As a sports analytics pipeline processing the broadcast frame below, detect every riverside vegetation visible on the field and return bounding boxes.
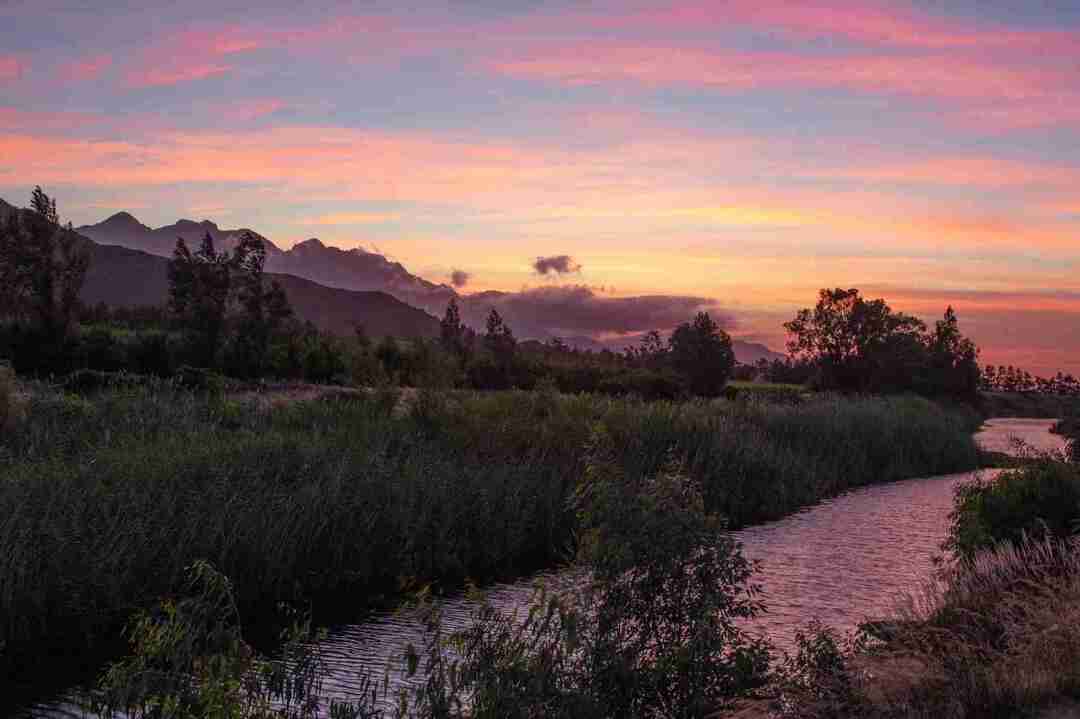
[760,430,1080,718]
[0,371,982,713]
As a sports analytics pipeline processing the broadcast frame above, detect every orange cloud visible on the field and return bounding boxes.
[306,212,400,225]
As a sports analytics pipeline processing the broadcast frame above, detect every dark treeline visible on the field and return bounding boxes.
[783,287,981,400]
[980,364,1080,395]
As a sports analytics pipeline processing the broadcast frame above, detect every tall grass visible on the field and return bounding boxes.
[0,385,980,676]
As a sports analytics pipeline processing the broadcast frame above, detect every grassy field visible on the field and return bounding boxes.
[0,380,981,702]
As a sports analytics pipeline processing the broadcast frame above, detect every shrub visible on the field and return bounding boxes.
[770,621,867,718]
[86,560,380,719]
[946,461,1080,558]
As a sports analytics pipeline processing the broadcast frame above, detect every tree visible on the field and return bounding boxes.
[230,231,293,376]
[439,297,466,357]
[626,329,669,371]
[168,232,234,367]
[483,308,516,365]
[922,306,980,400]
[784,288,926,393]
[668,311,735,397]
[0,187,90,342]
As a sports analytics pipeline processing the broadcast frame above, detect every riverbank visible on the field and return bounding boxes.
[2,381,981,712]
[729,438,1080,719]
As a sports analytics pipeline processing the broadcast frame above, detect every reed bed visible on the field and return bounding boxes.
[0,385,980,672]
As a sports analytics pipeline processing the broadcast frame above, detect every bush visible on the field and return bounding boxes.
[946,461,1080,558]
[86,560,379,719]
[770,621,866,718]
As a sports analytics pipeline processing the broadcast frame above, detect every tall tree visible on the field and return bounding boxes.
[0,186,90,340]
[923,306,980,400]
[440,297,465,356]
[668,311,735,397]
[484,308,516,364]
[231,231,292,376]
[168,232,233,367]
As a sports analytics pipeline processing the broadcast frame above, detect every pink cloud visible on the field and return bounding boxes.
[60,53,112,83]
[604,1,1080,52]
[217,99,288,122]
[0,55,25,82]
[123,26,263,89]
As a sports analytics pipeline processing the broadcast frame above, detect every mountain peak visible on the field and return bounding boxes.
[293,238,327,253]
[100,211,147,228]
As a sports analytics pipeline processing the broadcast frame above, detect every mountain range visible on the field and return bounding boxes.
[3,203,785,363]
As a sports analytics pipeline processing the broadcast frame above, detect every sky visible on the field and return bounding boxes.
[1,0,1078,375]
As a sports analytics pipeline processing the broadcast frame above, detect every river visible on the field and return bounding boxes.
[26,417,1066,716]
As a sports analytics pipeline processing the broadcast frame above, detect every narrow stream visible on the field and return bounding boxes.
[26,418,1065,716]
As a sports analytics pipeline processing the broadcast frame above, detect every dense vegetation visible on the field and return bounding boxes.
[785,288,981,400]
[0,377,980,694]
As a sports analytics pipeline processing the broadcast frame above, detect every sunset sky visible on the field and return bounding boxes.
[2,1,1078,375]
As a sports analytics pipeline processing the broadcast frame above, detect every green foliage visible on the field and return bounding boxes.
[946,460,1080,558]
[87,560,379,719]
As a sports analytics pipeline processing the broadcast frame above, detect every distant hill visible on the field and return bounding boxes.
[77,213,456,314]
[70,205,786,361]
[80,242,439,339]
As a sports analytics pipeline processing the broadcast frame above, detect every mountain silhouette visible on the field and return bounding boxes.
[70,206,783,362]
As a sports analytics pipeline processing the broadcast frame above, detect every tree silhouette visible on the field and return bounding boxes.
[0,186,90,343]
[785,288,926,393]
[668,311,735,397]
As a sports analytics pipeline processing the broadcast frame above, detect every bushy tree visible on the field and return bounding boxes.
[785,288,927,393]
[922,306,980,400]
[230,231,293,377]
[668,312,735,397]
[168,231,292,373]
[0,187,90,343]
[168,233,233,367]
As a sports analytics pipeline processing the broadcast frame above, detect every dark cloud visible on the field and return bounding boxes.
[450,269,471,288]
[532,254,581,275]
[461,285,731,339]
